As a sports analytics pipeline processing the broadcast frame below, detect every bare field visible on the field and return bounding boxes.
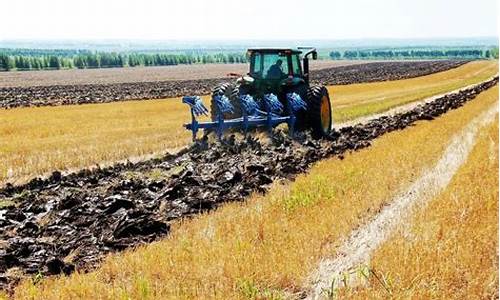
[0,60,363,88]
[0,60,467,109]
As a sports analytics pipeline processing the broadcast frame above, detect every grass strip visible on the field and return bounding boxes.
[338,116,498,299]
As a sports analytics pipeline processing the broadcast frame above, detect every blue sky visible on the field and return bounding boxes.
[1,0,497,40]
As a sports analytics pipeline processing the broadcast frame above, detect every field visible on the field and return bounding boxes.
[338,116,498,299]
[0,60,466,108]
[0,58,498,298]
[0,61,496,186]
[329,60,497,120]
[7,76,498,299]
[0,60,354,87]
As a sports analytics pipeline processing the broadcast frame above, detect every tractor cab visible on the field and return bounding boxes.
[243,48,317,95]
[249,49,303,79]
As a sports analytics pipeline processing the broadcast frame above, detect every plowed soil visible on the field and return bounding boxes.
[0,61,466,109]
[0,60,356,87]
[0,75,496,291]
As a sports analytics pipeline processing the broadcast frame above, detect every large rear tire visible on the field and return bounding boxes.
[210,82,242,120]
[306,85,332,138]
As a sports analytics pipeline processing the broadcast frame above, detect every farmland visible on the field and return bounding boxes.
[0,54,498,298]
[0,61,496,186]
[0,60,351,87]
[0,60,466,108]
[0,0,498,294]
[6,75,498,299]
[329,60,497,120]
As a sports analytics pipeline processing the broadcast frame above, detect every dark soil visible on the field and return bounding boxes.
[310,60,467,85]
[0,61,467,109]
[0,76,496,291]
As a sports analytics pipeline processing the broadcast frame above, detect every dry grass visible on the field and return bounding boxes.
[10,86,498,299]
[337,118,498,299]
[329,60,498,121]
[1,61,496,187]
[0,95,202,185]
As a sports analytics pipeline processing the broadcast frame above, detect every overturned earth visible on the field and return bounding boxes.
[0,60,466,109]
[0,76,497,291]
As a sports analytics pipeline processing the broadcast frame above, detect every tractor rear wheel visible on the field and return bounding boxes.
[210,82,242,120]
[306,85,332,138]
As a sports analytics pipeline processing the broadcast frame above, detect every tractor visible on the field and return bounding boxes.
[182,47,332,140]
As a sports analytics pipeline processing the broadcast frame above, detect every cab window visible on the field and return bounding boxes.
[251,53,289,79]
[291,54,302,76]
[252,53,262,76]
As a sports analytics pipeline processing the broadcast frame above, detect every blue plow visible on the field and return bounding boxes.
[182,92,307,141]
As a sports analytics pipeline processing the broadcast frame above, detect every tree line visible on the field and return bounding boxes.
[1,47,497,71]
[329,48,499,60]
[0,50,248,71]
[0,48,92,57]
[0,55,76,70]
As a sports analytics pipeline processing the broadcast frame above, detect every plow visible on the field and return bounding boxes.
[182,47,333,140]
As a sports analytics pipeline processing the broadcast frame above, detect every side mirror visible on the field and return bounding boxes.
[312,52,318,60]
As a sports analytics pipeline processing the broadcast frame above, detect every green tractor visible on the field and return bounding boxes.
[182,47,332,139]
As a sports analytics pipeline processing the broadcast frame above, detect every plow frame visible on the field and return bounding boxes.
[182,92,306,141]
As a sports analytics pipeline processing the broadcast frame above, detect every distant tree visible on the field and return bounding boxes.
[127,54,141,67]
[329,51,341,59]
[491,47,499,59]
[74,56,85,68]
[343,50,359,59]
[61,57,73,69]
[48,56,61,69]
[118,54,125,67]
[14,56,23,70]
[0,54,8,70]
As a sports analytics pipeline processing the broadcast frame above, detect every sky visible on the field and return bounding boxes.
[0,0,497,40]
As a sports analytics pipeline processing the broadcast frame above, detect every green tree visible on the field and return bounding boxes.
[48,56,61,69]
[329,51,341,59]
[490,47,499,59]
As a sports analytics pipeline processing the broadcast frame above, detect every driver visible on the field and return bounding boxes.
[267,59,286,79]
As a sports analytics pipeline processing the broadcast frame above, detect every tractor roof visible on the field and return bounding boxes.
[247,48,302,54]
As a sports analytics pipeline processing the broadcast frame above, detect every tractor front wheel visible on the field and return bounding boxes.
[307,85,332,138]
